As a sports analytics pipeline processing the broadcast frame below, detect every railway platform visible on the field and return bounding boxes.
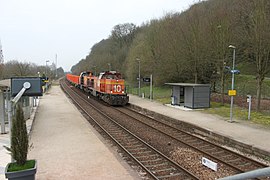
[0,84,140,180]
[128,95,270,158]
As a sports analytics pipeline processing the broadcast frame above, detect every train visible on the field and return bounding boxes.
[66,71,129,106]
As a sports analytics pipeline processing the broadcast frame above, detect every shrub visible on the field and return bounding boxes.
[5,104,28,166]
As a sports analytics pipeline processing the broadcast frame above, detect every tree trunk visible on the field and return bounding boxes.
[255,76,263,111]
[194,72,198,84]
[221,70,225,105]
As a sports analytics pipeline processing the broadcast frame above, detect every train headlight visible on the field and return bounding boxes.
[111,91,113,93]
[122,91,124,94]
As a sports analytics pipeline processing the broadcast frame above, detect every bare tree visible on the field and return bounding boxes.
[243,0,270,111]
[180,2,209,84]
[3,60,49,78]
[208,0,233,105]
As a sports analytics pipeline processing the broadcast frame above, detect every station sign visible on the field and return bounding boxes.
[143,78,151,83]
[11,77,43,97]
[202,157,217,171]
[228,90,236,96]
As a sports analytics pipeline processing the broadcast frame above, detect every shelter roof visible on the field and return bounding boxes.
[165,83,210,87]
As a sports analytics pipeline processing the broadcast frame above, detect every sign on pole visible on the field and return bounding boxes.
[11,77,43,97]
[228,90,236,96]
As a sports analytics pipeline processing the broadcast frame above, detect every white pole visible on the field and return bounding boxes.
[229,45,236,123]
[45,60,49,92]
[0,90,5,134]
[136,58,141,97]
[248,95,252,120]
[150,74,153,101]
[138,60,140,97]
[55,54,57,79]
[7,93,13,162]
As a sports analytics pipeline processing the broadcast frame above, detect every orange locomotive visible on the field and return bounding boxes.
[66,71,129,105]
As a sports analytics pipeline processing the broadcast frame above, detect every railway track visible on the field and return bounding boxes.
[61,79,199,179]
[114,107,269,175]
[61,79,269,179]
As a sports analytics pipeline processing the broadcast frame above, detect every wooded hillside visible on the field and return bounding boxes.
[71,0,270,110]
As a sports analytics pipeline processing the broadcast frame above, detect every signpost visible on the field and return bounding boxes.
[142,75,153,100]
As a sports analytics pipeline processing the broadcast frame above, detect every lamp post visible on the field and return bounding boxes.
[55,54,57,79]
[93,66,96,76]
[45,60,49,92]
[45,60,49,76]
[136,58,141,97]
[229,45,236,123]
[108,63,111,71]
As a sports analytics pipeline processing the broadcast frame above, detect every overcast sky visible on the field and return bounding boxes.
[0,0,196,71]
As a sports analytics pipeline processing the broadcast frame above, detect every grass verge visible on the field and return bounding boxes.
[205,102,270,128]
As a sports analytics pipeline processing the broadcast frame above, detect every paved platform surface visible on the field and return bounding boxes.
[0,85,139,180]
[129,95,270,154]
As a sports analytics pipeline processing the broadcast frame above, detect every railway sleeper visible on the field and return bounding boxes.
[144,163,169,168]
[237,162,252,167]
[176,135,190,139]
[117,136,134,141]
[131,150,152,155]
[211,150,225,155]
[157,173,186,179]
[219,154,233,162]
[137,158,163,164]
[189,141,204,146]
[152,167,177,174]
[185,139,200,144]
[121,137,136,142]
[125,144,143,149]
[226,158,242,164]
[128,148,148,152]
[203,147,218,152]
[125,143,142,147]
[122,139,138,144]
[127,147,148,151]
[110,132,123,137]
[197,144,211,149]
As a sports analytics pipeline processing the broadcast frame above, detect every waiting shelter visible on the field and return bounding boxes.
[0,79,10,134]
[165,83,211,109]
[0,78,39,134]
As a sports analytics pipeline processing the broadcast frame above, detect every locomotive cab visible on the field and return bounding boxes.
[97,71,129,105]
